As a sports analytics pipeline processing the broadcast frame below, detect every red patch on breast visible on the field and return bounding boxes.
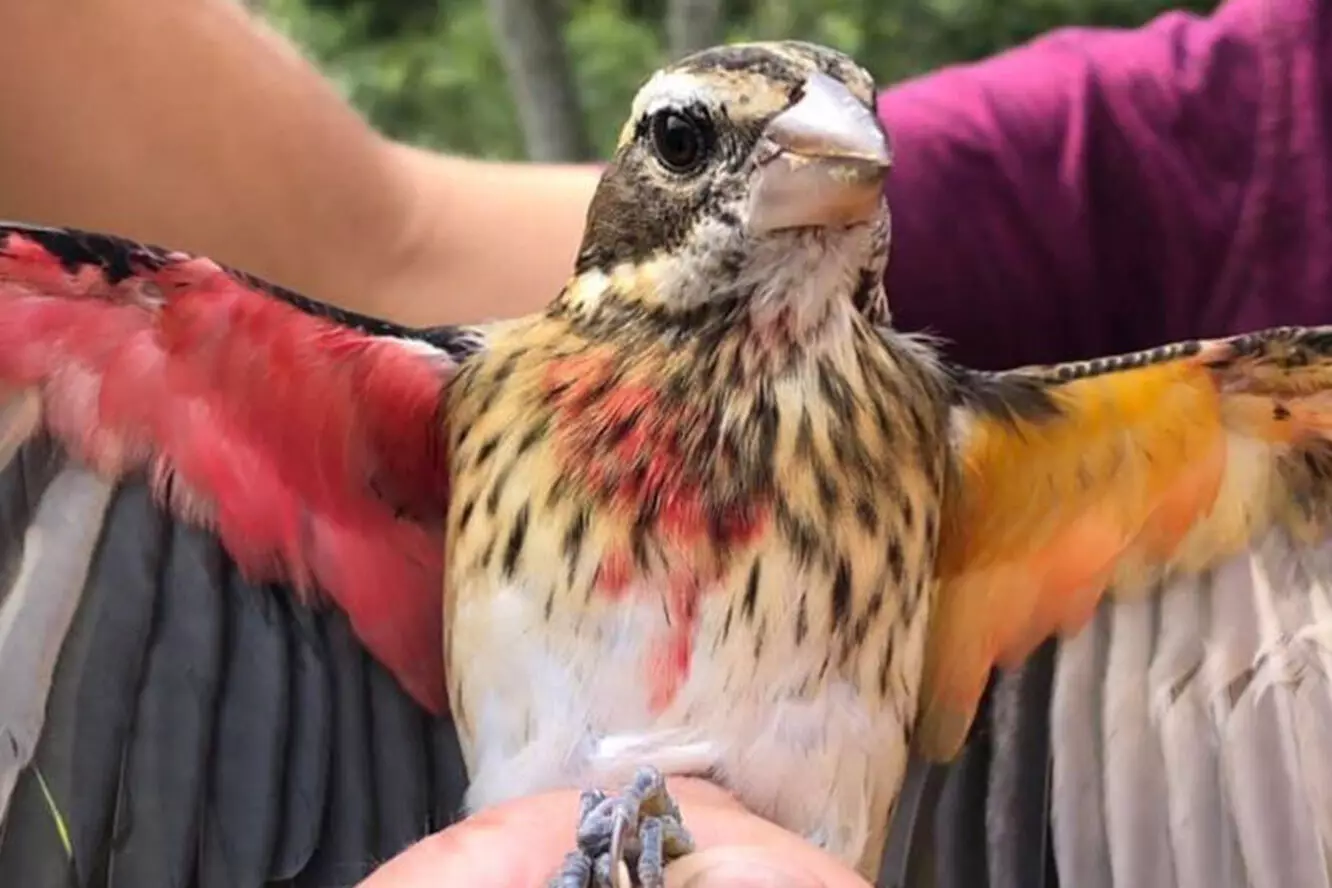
[545,352,769,712]
[597,549,632,598]
[646,573,702,712]
[544,355,768,550]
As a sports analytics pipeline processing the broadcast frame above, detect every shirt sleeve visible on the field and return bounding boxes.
[877,0,1268,370]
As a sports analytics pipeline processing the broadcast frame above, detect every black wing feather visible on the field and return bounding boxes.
[296,612,379,888]
[268,602,333,883]
[984,642,1057,888]
[368,659,434,863]
[108,521,228,888]
[198,571,292,888]
[885,657,1061,888]
[930,702,992,888]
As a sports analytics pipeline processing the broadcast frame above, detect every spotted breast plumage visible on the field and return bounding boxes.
[2,38,1332,888]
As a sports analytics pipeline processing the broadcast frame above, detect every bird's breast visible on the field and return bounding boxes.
[441,319,951,872]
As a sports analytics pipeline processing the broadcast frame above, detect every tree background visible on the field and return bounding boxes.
[259,0,1220,162]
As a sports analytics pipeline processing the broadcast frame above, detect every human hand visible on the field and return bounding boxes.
[358,778,875,888]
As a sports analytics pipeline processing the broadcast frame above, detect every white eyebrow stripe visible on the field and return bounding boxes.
[632,71,718,120]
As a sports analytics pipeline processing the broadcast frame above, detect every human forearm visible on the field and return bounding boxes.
[376,145,600,326]
[0,0,598,326]
[0,0,411,309]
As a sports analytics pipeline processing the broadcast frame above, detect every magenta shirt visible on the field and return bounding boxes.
[877,0,1330,371]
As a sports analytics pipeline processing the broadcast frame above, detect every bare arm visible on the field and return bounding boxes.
[0,0,598,326]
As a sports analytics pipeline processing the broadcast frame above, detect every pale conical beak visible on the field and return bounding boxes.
[748,71,892,234]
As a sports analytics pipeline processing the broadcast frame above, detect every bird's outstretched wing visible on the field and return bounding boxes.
[0,223,480,886]
[909,328,1332,888]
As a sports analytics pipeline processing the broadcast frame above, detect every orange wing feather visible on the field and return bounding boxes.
[917,328,1332,761]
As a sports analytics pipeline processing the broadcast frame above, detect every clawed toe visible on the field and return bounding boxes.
[548,766,695,888]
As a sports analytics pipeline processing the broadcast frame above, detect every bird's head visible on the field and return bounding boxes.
[561,41,893,344]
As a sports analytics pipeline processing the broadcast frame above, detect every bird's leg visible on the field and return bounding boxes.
[547,766,696,888]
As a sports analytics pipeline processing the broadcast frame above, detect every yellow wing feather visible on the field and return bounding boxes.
[918,328,1332,762]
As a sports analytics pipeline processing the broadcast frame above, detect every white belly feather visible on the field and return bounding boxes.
[451,572,924,867]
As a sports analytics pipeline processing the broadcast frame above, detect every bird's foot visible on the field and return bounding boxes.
[548,766,695,888]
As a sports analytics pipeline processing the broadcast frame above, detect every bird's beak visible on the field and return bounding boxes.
[748,71,892,234]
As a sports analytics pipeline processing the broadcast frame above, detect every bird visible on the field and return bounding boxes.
[0,37,1330,888]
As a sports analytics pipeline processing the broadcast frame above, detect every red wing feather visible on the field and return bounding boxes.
[0,224,464,713]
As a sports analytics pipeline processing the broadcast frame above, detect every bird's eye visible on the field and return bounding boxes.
[649,110,709,175]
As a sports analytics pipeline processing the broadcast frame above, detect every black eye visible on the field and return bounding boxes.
[649,110,709,174]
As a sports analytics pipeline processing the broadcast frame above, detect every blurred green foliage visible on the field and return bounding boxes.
[264,0,1220,160]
